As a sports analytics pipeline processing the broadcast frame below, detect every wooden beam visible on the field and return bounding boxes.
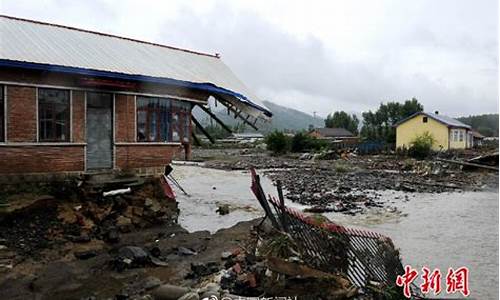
[191,131,201,146]
[213,96,259,131]
[233,109,242,119]
[196,104,232,133]
[191,116,215,144]
[436,158,499,171]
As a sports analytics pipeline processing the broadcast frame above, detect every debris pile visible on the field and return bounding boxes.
[142,226,358,300]
[0,177,178,261]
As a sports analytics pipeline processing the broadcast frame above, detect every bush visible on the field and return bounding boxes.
[265,131,291,155]
[408,131,435,159]
[291,132,329,152]
[291,132,310,152]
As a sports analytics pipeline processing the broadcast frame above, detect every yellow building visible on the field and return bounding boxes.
[395,112,472,151]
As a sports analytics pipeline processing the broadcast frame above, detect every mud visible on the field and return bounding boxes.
[196,148,498,215]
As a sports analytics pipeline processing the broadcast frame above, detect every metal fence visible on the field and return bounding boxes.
[250,168,422,298]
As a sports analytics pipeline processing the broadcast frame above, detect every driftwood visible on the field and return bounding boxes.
[436,158,499,171]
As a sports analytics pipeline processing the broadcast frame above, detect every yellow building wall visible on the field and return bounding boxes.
[396,115,450,150]
[449,128,468,149]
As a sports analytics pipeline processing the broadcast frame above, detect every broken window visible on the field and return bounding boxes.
[38,88,70,142]
[423,116,428,123]
[171,101,192,143]
[136,96,191,143]
[0,86,3,142]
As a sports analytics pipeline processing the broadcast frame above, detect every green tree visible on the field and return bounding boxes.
[360,98,424,143]
[203,124,231,139]
[457,114,499,137]
[291,132,328,152]
[324,111,359,135]
[265,131,291,155]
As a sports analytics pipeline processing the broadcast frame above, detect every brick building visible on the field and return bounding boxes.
[0,15,271,175]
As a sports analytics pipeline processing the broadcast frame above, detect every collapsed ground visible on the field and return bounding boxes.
[0,146,497,299]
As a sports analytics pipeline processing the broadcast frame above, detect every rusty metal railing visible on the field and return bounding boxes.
[250,168,423,298]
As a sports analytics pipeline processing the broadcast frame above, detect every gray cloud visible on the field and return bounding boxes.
[159,4,497,117]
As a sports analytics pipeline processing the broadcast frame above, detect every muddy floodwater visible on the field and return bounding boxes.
[171,165,498,299]
[172,164,307,233]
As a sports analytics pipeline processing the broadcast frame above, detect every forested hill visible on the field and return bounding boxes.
[457,114,498,137]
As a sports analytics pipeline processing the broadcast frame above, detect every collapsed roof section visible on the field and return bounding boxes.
[0,15,272,121]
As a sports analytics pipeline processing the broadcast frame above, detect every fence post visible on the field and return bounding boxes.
[276,180,288,231]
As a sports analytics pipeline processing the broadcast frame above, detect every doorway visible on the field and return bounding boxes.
[86,92,113,170]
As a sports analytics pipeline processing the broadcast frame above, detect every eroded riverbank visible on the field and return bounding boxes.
[171,164,498,299]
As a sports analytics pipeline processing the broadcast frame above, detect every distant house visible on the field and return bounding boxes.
[395,111,472,150]
[309,127,355,140]
[470,130,485,147]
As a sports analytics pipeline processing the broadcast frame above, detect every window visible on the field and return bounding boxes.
[423,116,428,123]
[171,101,192,143]
[136,96,191,143]
[453,130,458,142]
[0,86,4,142]
[459,130,464,142]
[38,88,70,142]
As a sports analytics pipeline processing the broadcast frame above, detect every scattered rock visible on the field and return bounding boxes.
[188,262,220,278]
[152,284,189,300]
[178,292,199,300]
[216,204,230,215]
[116,216,133,233]
[176,246,197,256]
[221,251,233,260]
[141,276,162,291]
[74,250,97,260]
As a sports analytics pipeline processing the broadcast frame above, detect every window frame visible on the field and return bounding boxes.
[37,87,71,142]
[136,96,192,143]
[0,85,4,142]
[459,130,464,142]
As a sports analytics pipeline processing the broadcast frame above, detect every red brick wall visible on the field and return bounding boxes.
[7,86,37,142]
[115,94,135,142]
[0,146,84,173]
[116,145,182,170]
[72,90,85,142]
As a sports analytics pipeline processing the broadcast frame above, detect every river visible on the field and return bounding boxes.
[172,165,498,299]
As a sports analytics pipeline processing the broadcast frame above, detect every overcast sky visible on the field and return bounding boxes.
[1,0,498,117]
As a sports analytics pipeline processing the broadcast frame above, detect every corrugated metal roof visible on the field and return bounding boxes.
[429,113,470,128]
[395,112,471,129]
[314,127,354,137]
[0,15,271,119]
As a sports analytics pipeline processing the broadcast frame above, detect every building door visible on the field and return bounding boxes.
[86,92,113,170]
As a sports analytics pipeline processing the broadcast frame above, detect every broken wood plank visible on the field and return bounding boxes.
[213,96,259,131]
[196,104,233,133]
[436,158,499,171]
[191,116,215,144]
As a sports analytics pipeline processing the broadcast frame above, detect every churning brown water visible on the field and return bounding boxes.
[173,165,498,299]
